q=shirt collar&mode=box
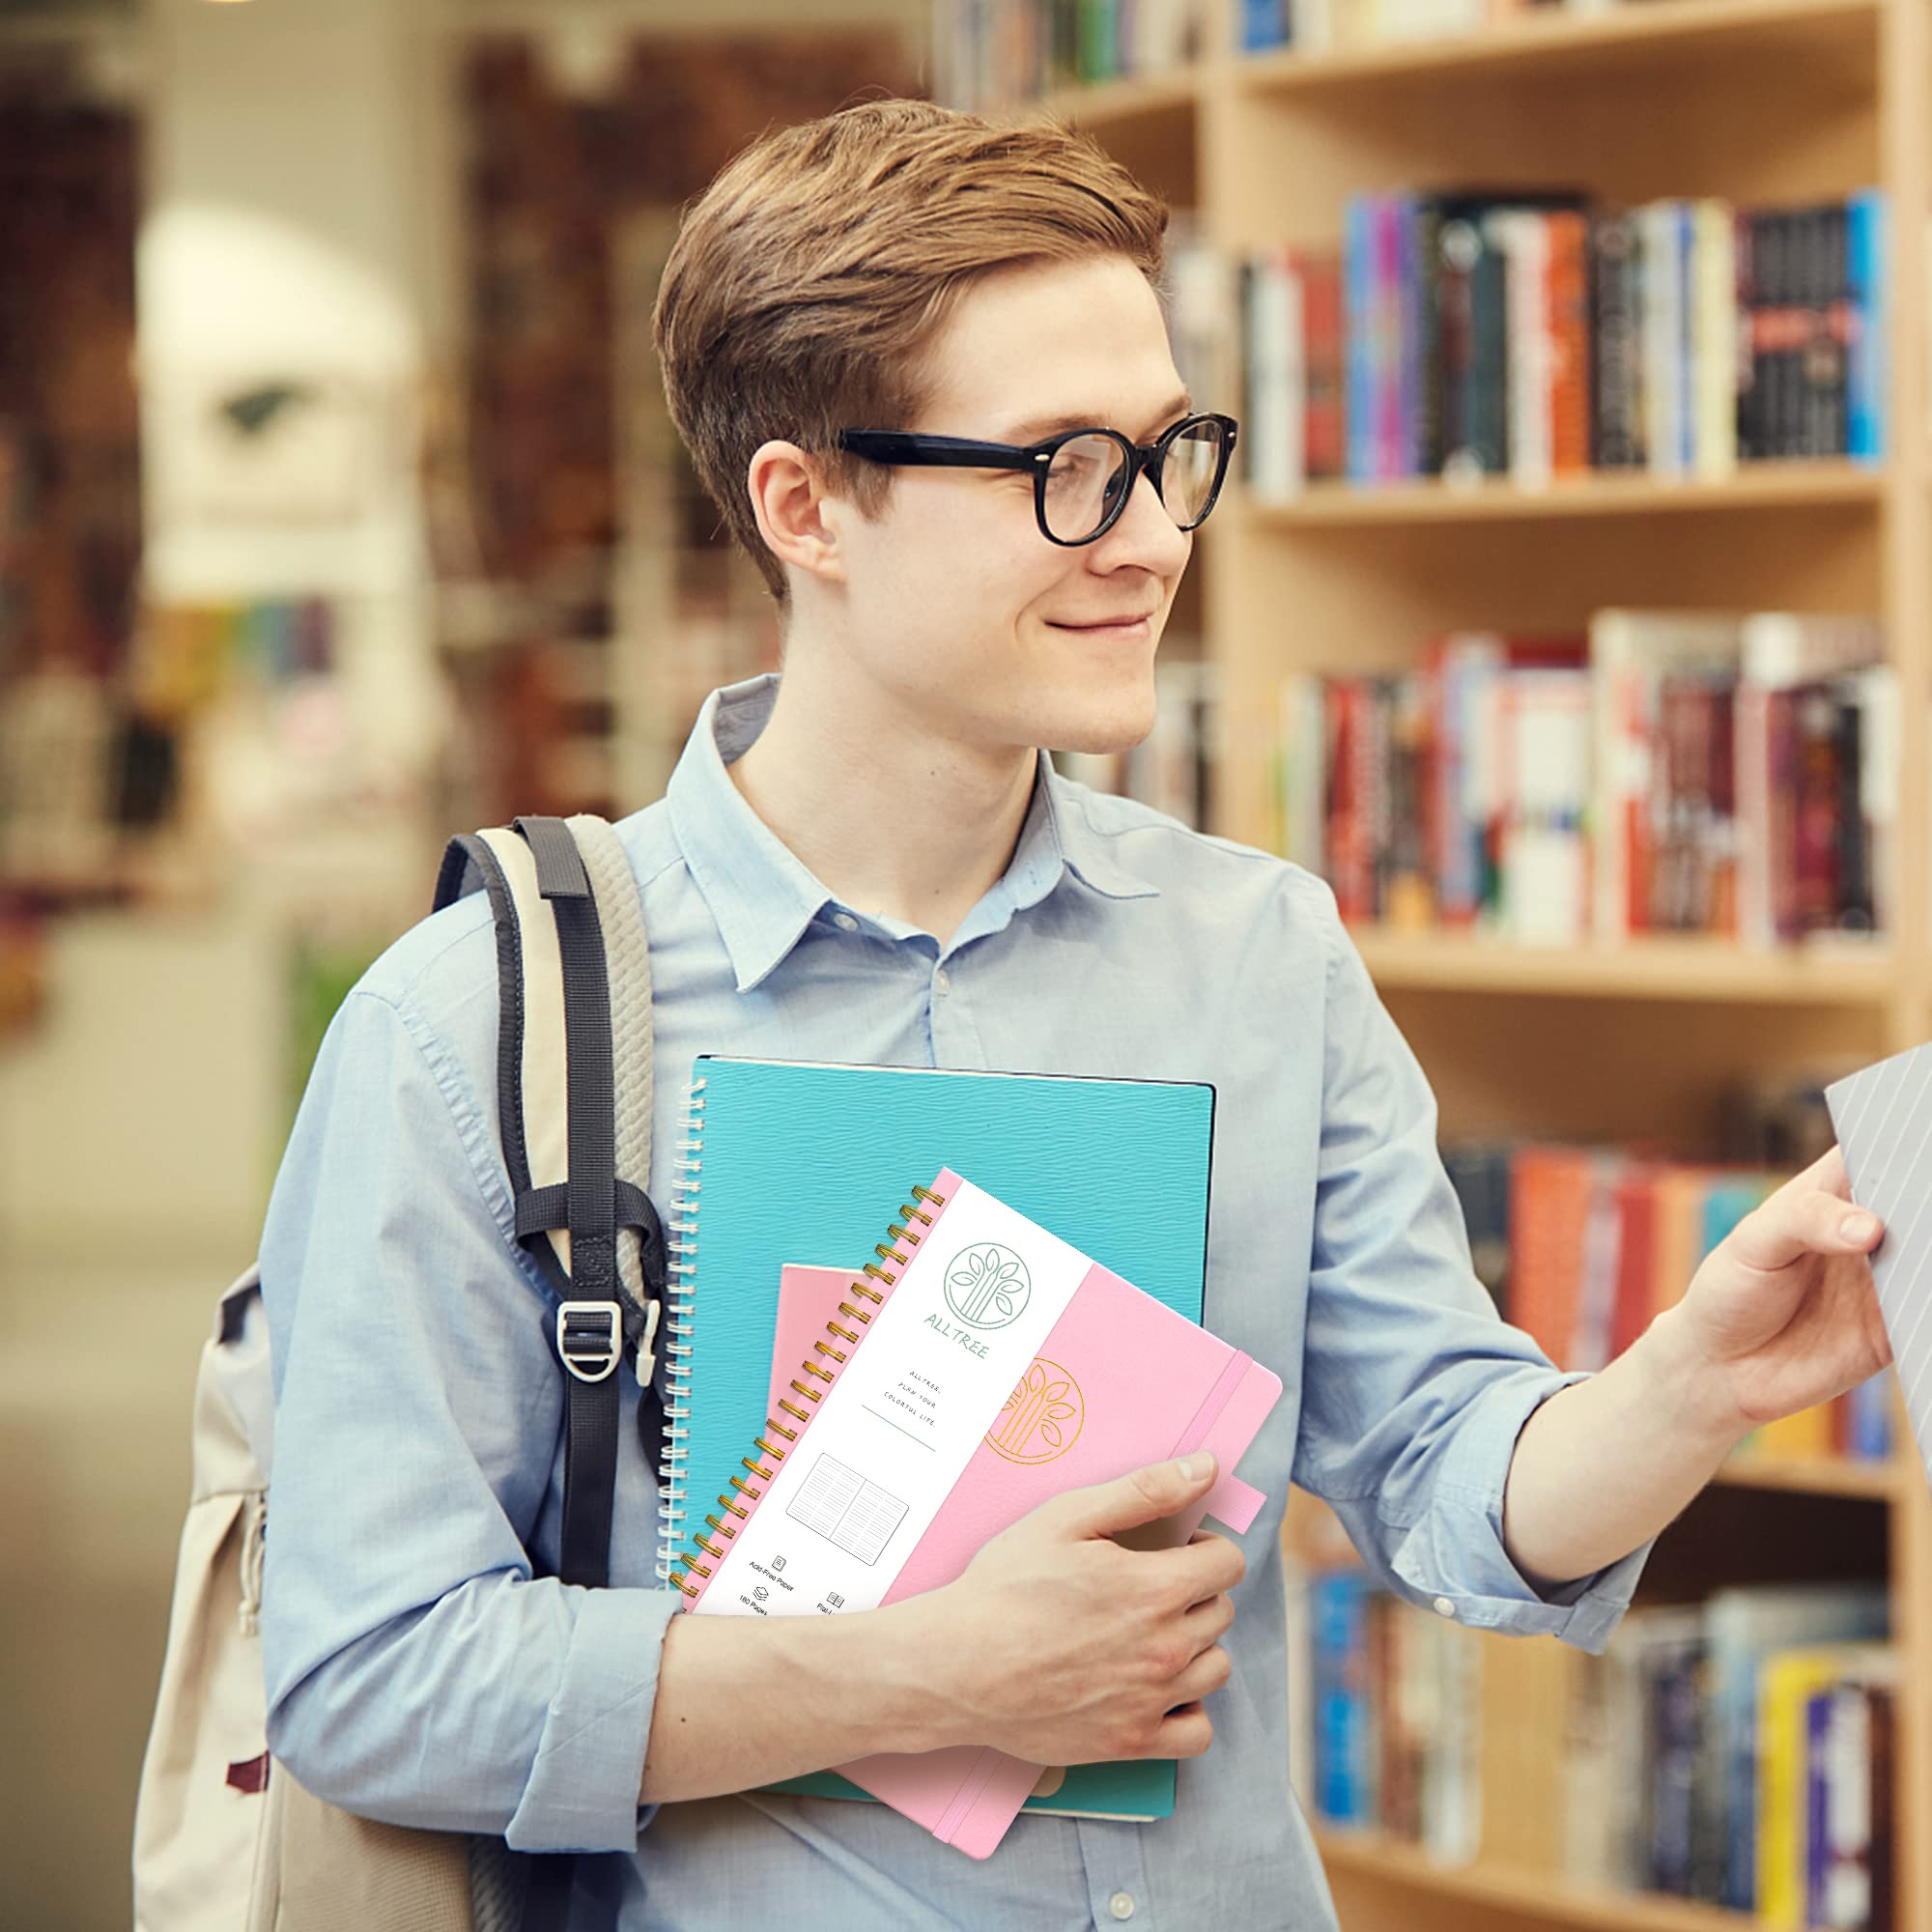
[665,672,1158,994]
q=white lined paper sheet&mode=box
[1826,1042,1932,1495]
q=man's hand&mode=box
[1502,1142,1891,1590]
[912,1452,1244,1768]
[1662,1142,1890,1436]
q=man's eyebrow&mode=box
[994,392,1194,446]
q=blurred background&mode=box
[3,0,1929,1926]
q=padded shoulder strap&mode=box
[437,815,667,1932]
[434,833,540,1247]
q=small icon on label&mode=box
[753,1585,769,1601]
[771,1554,786,1572]
[826,1590,844,1609]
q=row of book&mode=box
[1053,655,1219,831]
[1271,610,1896,948]
[931,0,1204,108]
[933,0,1642,98]
[1245,0,1635,56]
[1230,189,1887,495]
[1292,1569,1897,1927]
[1442,1131,1895,1463]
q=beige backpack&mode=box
[132,814,667,1932]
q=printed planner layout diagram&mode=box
[785,1452,911,1566]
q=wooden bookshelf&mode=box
[1314,1827,1763,1930]
[1018,3,1932,1927]
[1033,63,1202,128]
[1715,1450,1903,1498]
[1348,924,1902,1002]
[1244,461,1887,526]
[1237,0,1880,92]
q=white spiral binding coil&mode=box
[654,1071,705,1582]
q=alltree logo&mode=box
[943,1240,1033,1329]
[985,1358,1084,1464]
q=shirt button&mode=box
[833,912,859,932]
[1434,1596,1457,1619]
[933,968,952,996]
[1109,1892,1136,1920]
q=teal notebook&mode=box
[656,1054,1216,1823]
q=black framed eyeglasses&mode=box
[835,411,1238,548]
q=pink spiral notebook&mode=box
[675,1166,1281,1858]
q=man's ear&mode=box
[746,440,849,588]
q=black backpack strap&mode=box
[521,813,627,1932]
[436,819,655,1932]
[512,812,623,1592]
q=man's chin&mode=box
[1033,706,1158,761]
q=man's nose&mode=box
[1093,464,1191,569]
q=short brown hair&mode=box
[651,96,1169,607]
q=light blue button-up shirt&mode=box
[259,670,1652,1930]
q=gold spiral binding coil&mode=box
[671,1181,949,1608]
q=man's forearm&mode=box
[1501,1304,1749,1591]
[639,1593,960,1804]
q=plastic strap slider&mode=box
[558,1300,622,1383]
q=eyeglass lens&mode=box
[1041,419,1225,542]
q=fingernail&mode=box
[1841,1211,1879,1243]
[1180,1452,1213,1482]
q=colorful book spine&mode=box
[1311,1568,1377,1824]
[1548,210,1591,475]
[1345,195,1378,484]
[1846,188,1887,463]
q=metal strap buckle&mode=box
[557,1300,622,1383]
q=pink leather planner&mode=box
[675,1166,1280,1858]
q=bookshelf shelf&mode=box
[1346,926,1900,1003]
[1031,65,1202,128]
[1715,1451,1901,1497]
[1241,461,1887,529]
[1234,0,1879,95]
[1313,1829,1760,1931]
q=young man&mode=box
[258,97,1891,1930]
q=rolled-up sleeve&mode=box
[1292,890,1652,1656]
[258,974,680,1852]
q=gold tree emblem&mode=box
[985,1357,1085,1463]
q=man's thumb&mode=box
[1065,1452,1217,1537]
